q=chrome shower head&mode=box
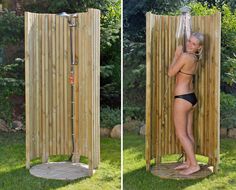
[58,12,70,17]
[58,12,78,18]
[180,6,191,14]
[58,12,78,27]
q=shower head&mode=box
[58,12,70,17]
[180,6,191,14]
[58,12,78,18]
[58,12,78,27]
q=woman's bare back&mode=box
[174,53,198,95]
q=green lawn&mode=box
[124,133,236,190]
[0,132,121,190]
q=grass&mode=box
[124,133,236,190]
[0,132,121,190]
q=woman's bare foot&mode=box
[179,165,200,175]
[174,163,189,170]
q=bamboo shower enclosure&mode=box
[146,12,221,172]
[25,9,100,175]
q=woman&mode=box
[168,32,204,175]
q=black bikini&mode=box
[175,54,198,106]
[174,92,198,106]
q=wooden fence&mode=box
[25,9,100,175]
[146,12,221,172]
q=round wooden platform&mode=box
[29,162,94,180]
[151,162,213,180]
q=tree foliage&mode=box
[124,0,182,42]
[189,3,236,87]
[0,58,24,124]
[220,92,236,128]
[0,12,24,46]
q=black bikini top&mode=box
[179,70,195,76]
[179,70,196,84]
[178,52,198,76]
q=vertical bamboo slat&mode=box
[154,15,158,163]
[55,15,60,155]
[41,15,46,163]
[145,12,153,171]
[150,15,155,161]
[45,15,49,160]
[48,15,52,155]
[171,16,177,154]
[31,13,36,158]
[30,13,34,158]
[157,15,162,163]
[25,12,30,169]
[35,14,40,157]
[88,9,93,175]
[59,17,63,155]
[95,9,101,167]
[52,14,56,155]
[214,12,221,172]
[38,15,43,157]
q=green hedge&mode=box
[101,107,120,128]
[220,92,236,128]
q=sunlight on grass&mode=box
[0,132,121,190]
[124,133,236,190]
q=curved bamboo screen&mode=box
[146,12,221,172]
[25,9,100,175]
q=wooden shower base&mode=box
[151,162,213,180]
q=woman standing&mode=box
[168,32,204,175]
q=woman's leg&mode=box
[173,99,191,170]
[184,108,195,166]
[173,98,200,175]
[187,108,195,144]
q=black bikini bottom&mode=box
[174,92,198,106]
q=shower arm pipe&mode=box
[58,12,78,161]
[68,16,77,65]
[58,12,78,65]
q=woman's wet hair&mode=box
[191,32,204,60]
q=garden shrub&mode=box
[0,58,24,126]
[100,107,121,128]
[220,92,236,128]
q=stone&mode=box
[228,128,236,138]
[0,119,8,132]
[100,128,111,137]
[123,120,143,133]
[12,120,23,131]
[220,128,228,138]
[110,124,121,139]
[139,124,146,135]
